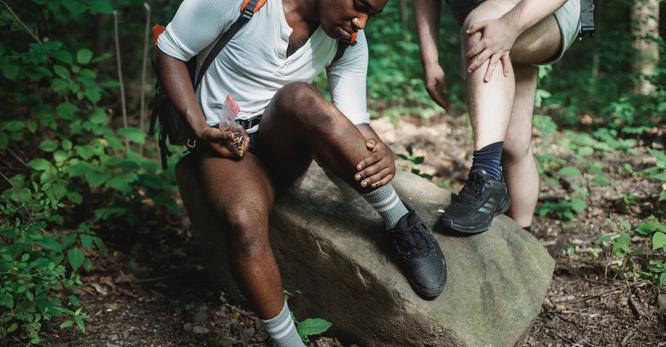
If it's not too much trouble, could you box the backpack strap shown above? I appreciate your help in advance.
[332,32,358,64]
[150,0,265,170]
[194,0,266,89]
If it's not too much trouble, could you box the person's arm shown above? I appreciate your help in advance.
[154,50,245,158]
[154,51,208,136]
[413,0,449,110]
[327,32,395,188]
[154,0,247,157]
[465,0,567,78]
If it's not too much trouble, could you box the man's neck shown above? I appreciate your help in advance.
[282,0,319,25]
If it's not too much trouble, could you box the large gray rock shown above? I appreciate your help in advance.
[176,155,554,346]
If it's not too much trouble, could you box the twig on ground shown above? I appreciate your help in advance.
[621,331,636,346]
[566,289,623,304]
[139,3,151,155]
[550,330,578,345]
[0,0,41,43]
[134,275,170,283]
[113,10,129,153]
[562,280,650,304]
[628,294,643,318]
[0,171,15,187]
[6,148,28,168]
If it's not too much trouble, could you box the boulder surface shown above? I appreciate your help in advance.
[176,156,554,346]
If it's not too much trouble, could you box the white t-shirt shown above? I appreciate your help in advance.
[157,0,370,133]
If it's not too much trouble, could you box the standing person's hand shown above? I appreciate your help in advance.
[354,139,396,189]
[423,63,450,110]
[197,127,250,159]
[464,17,518,82]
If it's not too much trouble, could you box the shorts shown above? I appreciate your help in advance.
[448,0,581,64]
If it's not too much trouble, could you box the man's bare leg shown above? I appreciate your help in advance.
[503,13,562,229]
[196,150,308,346]
[196,151,282,318]
[440,0,564,234]
[502,64,539,228]
[462,0,518,150]
[255,82,446,300]
[257,83,376,190]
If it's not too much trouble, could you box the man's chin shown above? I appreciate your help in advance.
[322,25,351,40]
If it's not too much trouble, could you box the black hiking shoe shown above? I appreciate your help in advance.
[388,206,446,300]
[439,169,510,234]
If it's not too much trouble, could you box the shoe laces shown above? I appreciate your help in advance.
[457,170,486,203]
[392,212,431,259]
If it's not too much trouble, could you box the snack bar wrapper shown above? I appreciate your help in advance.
[219,95,247,157]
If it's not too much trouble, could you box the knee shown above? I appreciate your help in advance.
[502,137,532,164]
[273,82,336,130]
[273,82,323,115]
[461,1,516,48]
[225,207,268,259]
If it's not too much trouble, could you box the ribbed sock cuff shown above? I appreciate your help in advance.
[472,141,504,181]
[362,184,409,229]
[262,300,305,347]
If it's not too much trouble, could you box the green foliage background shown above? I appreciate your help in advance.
[0,0,664,344]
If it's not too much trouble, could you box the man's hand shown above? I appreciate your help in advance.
[354,139,396,189]
[198,127,250,159]
[464,17,517,82]
[424,63,450,110]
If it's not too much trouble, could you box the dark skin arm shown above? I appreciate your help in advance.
[354,124,396,188]
[153,49,249,158]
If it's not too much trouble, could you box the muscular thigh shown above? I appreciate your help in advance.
[511,16,561,65]
[460,0,562,65]
[253,83,332,188]
[196,150,275,224]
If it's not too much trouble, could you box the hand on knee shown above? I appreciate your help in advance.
[354,139,396,190]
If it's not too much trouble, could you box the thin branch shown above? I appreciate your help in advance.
[0,171,15,188]
[113,10,129,153]
[6,148,28,168]
[139,3,151,155]
[0,0,41,43]
[561,280,650,304]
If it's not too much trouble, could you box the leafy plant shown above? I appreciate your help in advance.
[0,0,180,343]
[642,148,666,201]
[397,144,433,180]
[537,195,587,221]
[297,318,333,342]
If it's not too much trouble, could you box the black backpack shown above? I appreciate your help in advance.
[149,0,354,169]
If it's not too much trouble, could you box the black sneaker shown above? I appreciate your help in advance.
[439,169,510,234]
[388,206,446,300]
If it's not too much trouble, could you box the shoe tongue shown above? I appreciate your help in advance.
[395,214,428,256]
[459,170,486,200]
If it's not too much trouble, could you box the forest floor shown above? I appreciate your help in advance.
[36,114,666,347]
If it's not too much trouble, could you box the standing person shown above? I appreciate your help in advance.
[155,0,447,345]
[414,0,581,233]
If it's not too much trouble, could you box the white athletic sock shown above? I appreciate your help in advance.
[261,300,305,347]
[362,183,409,229]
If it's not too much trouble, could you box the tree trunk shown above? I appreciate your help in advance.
[400,0,410,41]
[631,0,660,95]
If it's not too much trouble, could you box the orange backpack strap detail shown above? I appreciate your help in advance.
[152,24,166,46]
[240,0,267,13]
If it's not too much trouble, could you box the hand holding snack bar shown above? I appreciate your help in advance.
[218,95,249,158]
[197,95,249,159]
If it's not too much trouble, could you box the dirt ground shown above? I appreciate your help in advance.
[29,115,666,347]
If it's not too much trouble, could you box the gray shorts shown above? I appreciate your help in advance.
[449,0,581,64]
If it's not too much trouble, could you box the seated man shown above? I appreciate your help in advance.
[414,0,582,233]
[155,0,446,346]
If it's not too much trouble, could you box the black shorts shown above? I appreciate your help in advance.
[448,0,485,25]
